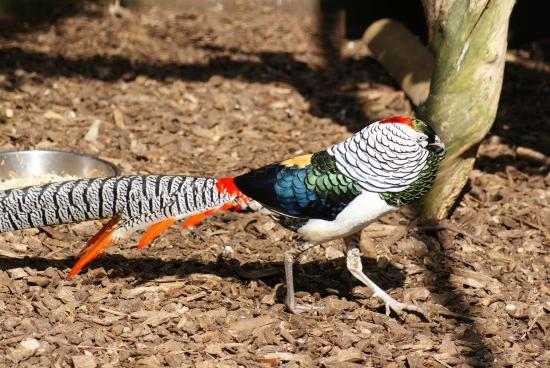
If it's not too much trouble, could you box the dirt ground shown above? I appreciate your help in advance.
[0,3,548,368]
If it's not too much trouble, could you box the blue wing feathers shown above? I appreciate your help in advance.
[234,159,359,220]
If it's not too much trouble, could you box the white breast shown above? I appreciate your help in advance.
[297,191,397,243]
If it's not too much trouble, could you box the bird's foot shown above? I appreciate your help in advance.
[285,297,321,314]
[376,292,429,320]
[345,243,429,320]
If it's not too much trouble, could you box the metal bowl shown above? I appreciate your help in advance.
[0,149,120,181]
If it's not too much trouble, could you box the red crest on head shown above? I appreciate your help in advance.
[379,116,415,128]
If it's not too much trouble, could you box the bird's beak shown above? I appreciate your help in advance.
[428,141,445,155]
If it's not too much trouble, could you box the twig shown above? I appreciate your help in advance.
[44,248,65,259]
[420,223,492,248]
[521,309,545,340]
[0,332,48,346]
[515,146,550,166]
[432,306,476,322]
[98,306,127,317]
[514,216,548,234]
[75,344,130,351]
[442,253,476,270]
[153,278,188,283]
[432,355,454,368]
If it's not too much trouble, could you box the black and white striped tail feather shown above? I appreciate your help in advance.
[0,175,233,234]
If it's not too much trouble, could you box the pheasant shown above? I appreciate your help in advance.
[0,116,444,317]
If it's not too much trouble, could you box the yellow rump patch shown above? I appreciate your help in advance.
[281,154,312,168]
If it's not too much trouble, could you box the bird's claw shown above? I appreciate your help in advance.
[285,300,322,314]
[378,294,429,320]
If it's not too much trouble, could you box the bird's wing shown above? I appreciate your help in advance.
[328,123,429,193]
[233,152,362,221]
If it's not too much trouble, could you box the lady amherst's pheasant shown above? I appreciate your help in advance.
[0,116,444,317]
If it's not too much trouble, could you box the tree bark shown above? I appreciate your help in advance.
[416,0,515,219]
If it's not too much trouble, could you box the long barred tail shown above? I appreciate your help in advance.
[0,175,234,233]
[0,175,248,277]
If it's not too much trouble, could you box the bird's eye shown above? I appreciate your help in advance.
[417,135,429,147]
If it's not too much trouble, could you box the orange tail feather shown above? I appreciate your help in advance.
[68,177,248,277]
[67,216,120,279]
[182,209,215,229]
[137,218,177,249]
[182,202,235,229]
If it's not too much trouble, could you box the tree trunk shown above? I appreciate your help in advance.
[416,0,515,219]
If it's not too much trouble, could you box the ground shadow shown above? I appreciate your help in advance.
[492,62,550,156]
[416,223,496,367]
[473,61,550,177]
[0,252,405,305]
[0,0,99,37]
[1,4,548,365]
[475,153,548,176]
[0,45,388,132]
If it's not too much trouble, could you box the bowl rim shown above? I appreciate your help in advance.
[0,149,121,177]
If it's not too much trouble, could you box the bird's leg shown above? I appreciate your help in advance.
[344,234,428,319]
[284,242,319,314]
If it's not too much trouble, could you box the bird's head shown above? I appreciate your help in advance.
[379,116,445,158]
